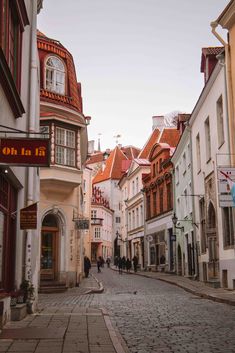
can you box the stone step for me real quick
[39,286,68,294]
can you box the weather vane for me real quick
[113,134,121,145]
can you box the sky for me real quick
[38,0,229,151]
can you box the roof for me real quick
[93,146,128,184]
[86,152,105,165]
[133,158,151,166]
[200,47,224,72]
[138,128,161,159]
[159,128,180,147]
[121,146,141,159]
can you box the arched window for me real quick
[45,56,65,94]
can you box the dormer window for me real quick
[45,56,65,94]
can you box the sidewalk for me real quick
[0,273,127,353]
[111,266,235,306]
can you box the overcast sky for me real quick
[38,0,229,151]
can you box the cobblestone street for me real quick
[91,268,235,353]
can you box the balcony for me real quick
[40,166,82,196]
[91,218,103,226]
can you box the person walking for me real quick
[84,256,91,278]
[97,256,102,273]
[132,255,138,272]
[126,258,131,273]
[106,257,111,268]
[118,257,123,274]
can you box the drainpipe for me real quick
[211,21,235,166]
[25,0,39,295]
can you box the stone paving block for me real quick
[8,339,38,352]
[0,328,66,339]
[89,345,116,353]
[0,339,13,352]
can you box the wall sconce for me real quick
[172,212,184,231]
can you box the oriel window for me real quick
[45,56,65,94]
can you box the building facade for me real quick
[37,31,88,288]
[0,0,43,323]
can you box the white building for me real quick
[190,47,234,289]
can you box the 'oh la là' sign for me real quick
[0,138,50,166]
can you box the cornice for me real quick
[217,1,235,30]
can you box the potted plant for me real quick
[20,280,35,303]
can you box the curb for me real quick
[84,273,104,294]
[111,267,235,306]
[101,308,130,353]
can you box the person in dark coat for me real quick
[118,257,123,274]
[121,256,126,270]
[126,258,131,273]
[97,256,102,273]
[84,256,91,278]
[132,255,138,272]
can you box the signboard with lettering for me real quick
[217,167,235,207]
[0,138,50,166]
[75,219,90,230]
[20,203,37,230]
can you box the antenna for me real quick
[113,134,121,145]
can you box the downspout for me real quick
[211,21,235,166]
[25,0,39,295]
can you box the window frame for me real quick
[55,126,76,167]
[45,55,66,95]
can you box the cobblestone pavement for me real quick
[91,268,235,353]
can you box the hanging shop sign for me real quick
[75,219,90,230]
[0,138,50,166]
[20,203,37,230]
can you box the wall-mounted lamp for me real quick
[85,116,91,126]
[172,212,184,231]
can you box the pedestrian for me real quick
[84,256,91,278]
[126,258,131,273]
[132,255,138,272]
[121,256,126,270]
[97,256,102,273]
[118,257,123,274]
[114,256,118,268]
[106,257,111,268]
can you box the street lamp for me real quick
[172,212,184,231]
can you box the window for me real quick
[159,188,164,213]
[140,204,143,225]
[196,133,201,172]
[91,210,97,219]
[132,210,135,229]
[182,152,186,174]
[132,180,135,196]
[115,217,121,223]
[199,198,206,253]
[166,183,172,210]
[187,144,191,167]
[146,195,151,219]
[153,163,156,177]
[222,207,234,247]
[204,117,211,162]
[94,228,101,239]
[128,212,131,230]
[217,95,225,147]
[45,56,65,94]
[150,246,156,265]
[183,187,188,217]
[175,165,179,185]
[136,208,139,228]
[136,177,139,193]
[55,127,76,167]
[153,192,157,216]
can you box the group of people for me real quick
[114,255,138,274]
[84,254,139,277]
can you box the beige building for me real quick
[37,32,88,289]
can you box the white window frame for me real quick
[45,56,65,94]
[55,127,76,167]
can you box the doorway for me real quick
[41,214,59,281]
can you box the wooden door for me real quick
[41,228,58,281]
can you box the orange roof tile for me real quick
[121,146,140,159]
[86,152,105,165]
[138,128,161,159]
[93,147,128,184]
[159,128,180,147]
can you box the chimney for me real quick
[88,140,95,154]
[152,116,166,131]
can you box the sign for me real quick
[0,138,50,166]
[217,167,235,207]
[75,219,89,230]
[20,203,37,230]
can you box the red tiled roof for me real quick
[93,147,128,184]
[159,128,180,147]
[134,158,151,166]
[86,152,104,165]
[201,47,223,56]
[122,146,140,159]
[138,129,161,159]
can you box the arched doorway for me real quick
[177,245,182,275]
[41,214,59,281]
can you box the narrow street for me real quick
[36,267,235,353]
